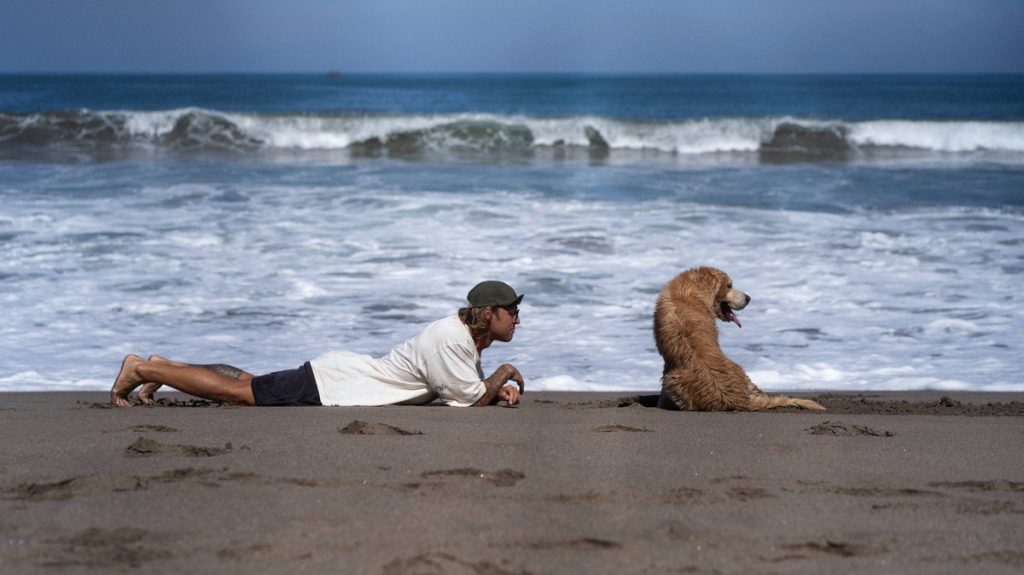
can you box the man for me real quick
[111,281,525,408]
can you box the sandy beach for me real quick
[1,390,1022,574]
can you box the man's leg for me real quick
[111,354,256,407]
[138,355,253,405]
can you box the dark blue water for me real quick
[2,74,1023,173]
[3,73,1024,119]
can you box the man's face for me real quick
[488,305,520,342]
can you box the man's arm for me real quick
[472,363,524,407]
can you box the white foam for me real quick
[166,233,223,248]
[850,120,1024,152]
[287,279,329,300]
[79,108,1023,158]
[122,108,199,137]
[528,116,767,153]
[532,375,584,391]
[0,371,104,391]
[924,318,984,335]
[2,167,1022,393]
[791,363,846,383]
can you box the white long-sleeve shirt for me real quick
[309,315,486,406]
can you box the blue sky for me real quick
[1,0,1021,73]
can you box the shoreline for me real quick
[5,389,1023,415]
[2,391,1022,574]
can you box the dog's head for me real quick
[688,267,751,328]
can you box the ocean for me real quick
[1,74,1022,393]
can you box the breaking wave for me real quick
[2,108,1023,161]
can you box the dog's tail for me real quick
[749,393,826,411]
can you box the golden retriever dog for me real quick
[654,267,825,411]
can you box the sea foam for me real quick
[851,120,1024,152]
[4,109,1024,160]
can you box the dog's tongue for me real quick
[719,302,743,327]
[726,310,742,328]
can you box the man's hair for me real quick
[458,306,491,339]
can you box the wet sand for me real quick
[1,390,1022,574]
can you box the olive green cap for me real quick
[467,280,523,308]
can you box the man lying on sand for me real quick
[111,281,525,408]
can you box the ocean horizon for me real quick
[1,73,1022,393]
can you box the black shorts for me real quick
[250,362,322,406]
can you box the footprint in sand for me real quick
[124,437,233,457]
[3,468,324,502]
[772,540,878,561]
[381,551,526,575]
[524,538,621,550]
[45,527,171,568]
[928,480,1024,493]
[420,468,526,487]
[6,475,144,501]
[339,420,423,436]
[594,424,652,433]
[126,424,179,433]
[806,421,894,437]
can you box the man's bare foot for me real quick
[137,382,160,405]
[148,355,185,367]
[111,354,146,407]
[138,355,184,404]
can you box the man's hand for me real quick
[498,383,520,406]
[474,363,525,406]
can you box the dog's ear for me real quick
[686,267,724,307]
[700,268,729,298]
[717,272,733,297]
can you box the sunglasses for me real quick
[497,305,520,318]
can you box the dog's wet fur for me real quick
[654,267,825,411]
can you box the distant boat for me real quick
[327,70,342,77]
